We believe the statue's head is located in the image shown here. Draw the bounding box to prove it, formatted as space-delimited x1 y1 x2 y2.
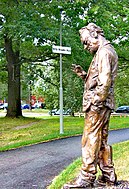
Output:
79 23 104 54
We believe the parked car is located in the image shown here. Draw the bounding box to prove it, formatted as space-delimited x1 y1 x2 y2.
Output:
21 104 30 109
49 109 71 115
115 106 129 113
32 102 42 109
0 103 3 109
0 103 8 110
48 109 58 115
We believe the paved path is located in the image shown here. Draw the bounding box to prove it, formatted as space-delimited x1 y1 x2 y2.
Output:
0 128 129 189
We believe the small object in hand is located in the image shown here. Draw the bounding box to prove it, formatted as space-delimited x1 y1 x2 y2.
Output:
71 64 82 73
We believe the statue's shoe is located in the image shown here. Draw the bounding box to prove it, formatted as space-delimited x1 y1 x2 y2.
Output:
62 175 93 189
95 175 117 187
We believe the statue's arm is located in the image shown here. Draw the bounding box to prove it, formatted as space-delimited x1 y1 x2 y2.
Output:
92 50 112 105
71 64 87 80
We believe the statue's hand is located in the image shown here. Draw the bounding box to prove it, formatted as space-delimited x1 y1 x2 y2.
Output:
92 95 103 107
71 64 82 73
71 64 87 79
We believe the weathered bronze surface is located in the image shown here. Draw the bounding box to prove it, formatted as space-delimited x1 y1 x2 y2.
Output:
63 180 129 189
63 23 121 188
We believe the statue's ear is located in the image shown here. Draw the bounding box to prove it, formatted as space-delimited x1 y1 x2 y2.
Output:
90 31 98 38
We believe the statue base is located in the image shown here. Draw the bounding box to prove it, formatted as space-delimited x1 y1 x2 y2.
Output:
63 180 129 189
93 180 129 189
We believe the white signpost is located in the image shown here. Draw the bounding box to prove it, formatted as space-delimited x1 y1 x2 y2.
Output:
52 45 71 55
52 45 71 134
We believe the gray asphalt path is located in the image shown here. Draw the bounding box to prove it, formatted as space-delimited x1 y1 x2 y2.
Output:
0 128 129 189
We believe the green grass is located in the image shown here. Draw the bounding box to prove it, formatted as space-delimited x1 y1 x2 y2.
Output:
0 114 129 151
0 116 84 151
109 115 129 130
48 140 129 189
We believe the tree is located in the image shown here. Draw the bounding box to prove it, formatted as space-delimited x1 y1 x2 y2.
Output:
0 0 61 117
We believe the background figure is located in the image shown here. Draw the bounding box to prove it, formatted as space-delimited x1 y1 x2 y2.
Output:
63 23 118 188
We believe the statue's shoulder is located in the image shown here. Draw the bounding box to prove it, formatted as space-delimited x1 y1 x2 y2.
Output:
97 46 109 58
99 44 116 56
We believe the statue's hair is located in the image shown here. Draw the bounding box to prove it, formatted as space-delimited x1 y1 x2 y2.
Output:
85 23 104 37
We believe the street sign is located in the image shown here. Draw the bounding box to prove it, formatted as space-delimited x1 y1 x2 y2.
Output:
52 45 71 55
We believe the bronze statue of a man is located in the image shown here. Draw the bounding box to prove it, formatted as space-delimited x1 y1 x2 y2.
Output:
63 23 118 188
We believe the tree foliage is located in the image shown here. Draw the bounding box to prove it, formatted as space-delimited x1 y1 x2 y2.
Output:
0 0 129 117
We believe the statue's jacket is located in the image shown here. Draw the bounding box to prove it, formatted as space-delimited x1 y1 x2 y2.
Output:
83 41 118 112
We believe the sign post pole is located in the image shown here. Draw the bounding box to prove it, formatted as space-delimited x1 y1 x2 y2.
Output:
52 13 71 134
52 45 71 134
59 13 63 134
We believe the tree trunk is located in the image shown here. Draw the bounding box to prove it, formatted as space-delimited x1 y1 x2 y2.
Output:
4 36 22 117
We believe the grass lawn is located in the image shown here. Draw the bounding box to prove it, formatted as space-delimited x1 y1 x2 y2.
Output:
0 115 84 151
0 113 129 151
48 140 129 189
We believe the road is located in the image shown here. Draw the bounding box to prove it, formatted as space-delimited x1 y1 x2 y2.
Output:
0 128 129 189
0 111 49 117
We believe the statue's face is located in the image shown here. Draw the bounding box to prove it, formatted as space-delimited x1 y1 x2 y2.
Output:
79 28 99 54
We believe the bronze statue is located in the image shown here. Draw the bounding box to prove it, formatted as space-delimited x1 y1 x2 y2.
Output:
63 23 118 188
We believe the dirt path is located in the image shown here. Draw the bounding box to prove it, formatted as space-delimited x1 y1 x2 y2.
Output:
13 122 39 130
